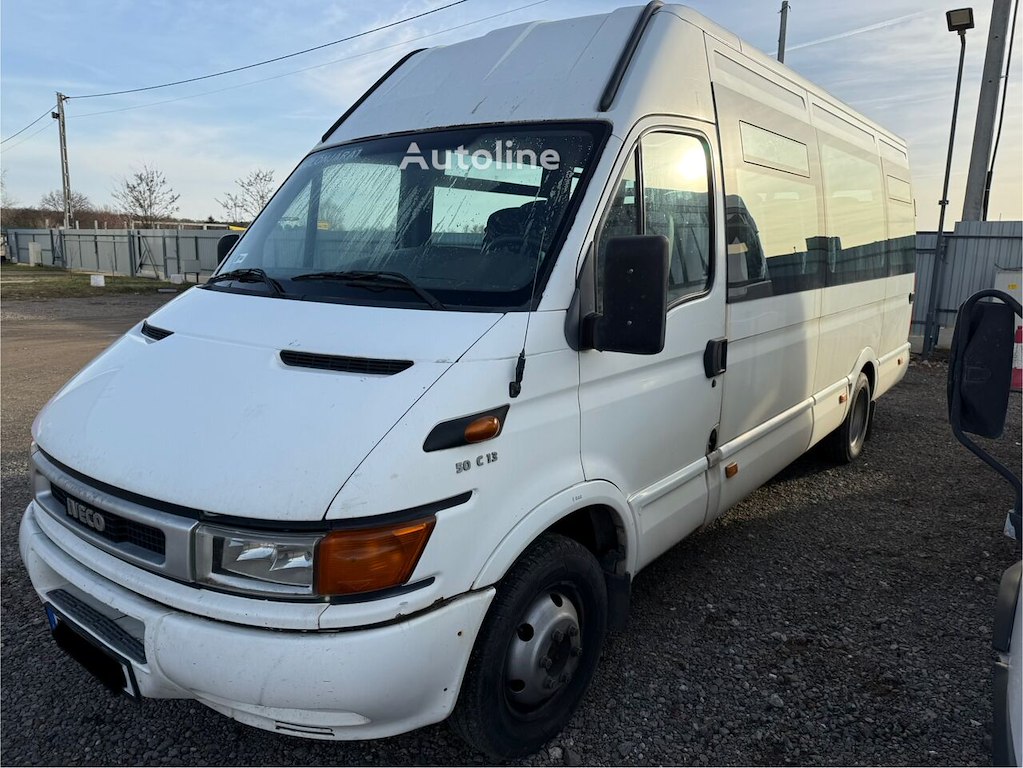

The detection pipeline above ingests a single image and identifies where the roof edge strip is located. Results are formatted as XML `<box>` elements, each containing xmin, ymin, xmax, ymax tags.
<box><xmin>320</xmin><ymin>48</ymin><xmax>427</xmax><ymax>143</ymax></box>
<box><xmin>598</xmin><ymin>0</ymin><xmax>663</xmax><ymax>112</ymax></box>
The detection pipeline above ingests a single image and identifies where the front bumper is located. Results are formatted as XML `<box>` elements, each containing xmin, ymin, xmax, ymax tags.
<box><xmin>20</xmin><ymin>501</ymin><xmax>494</xmax><ymax>740</ymax></box>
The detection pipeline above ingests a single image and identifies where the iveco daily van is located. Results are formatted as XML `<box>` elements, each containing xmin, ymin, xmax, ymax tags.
<box><xmin>20</xmin><ymin>2</ymin><xmax>916</xmax><ymax>759</ymax></box>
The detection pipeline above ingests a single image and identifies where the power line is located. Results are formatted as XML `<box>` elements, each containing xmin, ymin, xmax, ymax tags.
<box><xmin>0</xmin><ymin>105</ymin><xmax>56</xmax><ymax>144</ymax></box>
<box><xmin>0</xmin><ymin>120</ymin><xmax>55</xmax><ymax>153</ymax></box>
<box><xmin>69</xmin><ymin>0</ymin><xmax>551</xmax><ymax>120</ymax></box>
<box><xmin>69</xmin><ymin>0</ymin><xmax>472</xmax><ymax>100</ymax></box>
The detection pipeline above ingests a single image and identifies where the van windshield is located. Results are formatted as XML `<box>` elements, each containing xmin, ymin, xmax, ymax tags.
<box><xmin>214</xmin><ymin>123</ymin><xmax>605</xmax><ymax>311</ymax></box>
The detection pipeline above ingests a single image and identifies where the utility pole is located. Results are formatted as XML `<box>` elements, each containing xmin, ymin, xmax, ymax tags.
<box><xmin>962</xmin><ymin>0</ymin><xmax>1013</xmax><ymax>220</ymax></box>
<box><xmin>52</xmin><ymin>92</ymin><xmax>72</xmax><ymax>230</ymax></box>
<box><xmin>778</xmin><ymin>1</ymin><xmax>791</xmax><ymax>63</ymax></box>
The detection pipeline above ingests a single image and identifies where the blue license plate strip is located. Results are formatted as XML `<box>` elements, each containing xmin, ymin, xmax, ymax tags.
<box><xmin>44</xmin><ymin>603</ymin><xmax>140</xmax><ymax>700</ymax></box>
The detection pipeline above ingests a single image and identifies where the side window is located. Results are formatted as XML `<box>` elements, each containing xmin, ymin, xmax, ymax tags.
<box><xmin>886</xmin><ymin>176</ymin><xmax>915</xmax><ymax>275</ymax></box>
<box><xmin>641</xmin><ymin>133</ymin><xmax>711</xmax><ymax>303</ymax></box>
<box><xmin>727</xmin><ymin>169</ymin><xmax>822</xmax><ymax>300</ymax></box>
<box><xmin>820</xmin><ymin>140</ymin><xmax>887</xmax><ymax>285</ymax></box>
<box><xmin>726</xmin><ymin>122</ymin><xmax>822</xmax><ymax>302</ymax></box>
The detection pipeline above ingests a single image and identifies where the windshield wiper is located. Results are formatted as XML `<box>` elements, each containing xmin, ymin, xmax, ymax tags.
<box><xmin>206</xmin><ymin>268</ymin><xmax>284</xmax><ymax>297</ymax></box>
<box><xmin>291</xmin><ymin>270</ymin><xmax>446</xmax><ymax>310</ymax></box>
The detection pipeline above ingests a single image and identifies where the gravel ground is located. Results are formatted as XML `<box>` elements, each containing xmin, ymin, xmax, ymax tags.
<box><xmin>1</xmin><ymin>294</ymin><xmax>1020</xmax><ymax>766</ymax></box>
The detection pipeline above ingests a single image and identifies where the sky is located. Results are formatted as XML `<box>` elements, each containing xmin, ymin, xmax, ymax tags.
<box><xmin>1</xmin><ymin>0</ymin><xmax>1020</xmax><ymax>230</ymax></box>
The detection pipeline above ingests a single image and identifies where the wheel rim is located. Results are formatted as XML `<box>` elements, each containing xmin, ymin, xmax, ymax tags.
<box><xmin>504</xmin><ymin>590</ymin><xmax>582</xmax><ymax>709</ymax></box>
<box><xmin>849</xmin><ymin>387</ymin><xmax>869</xmax><ymax>454</ymax></box>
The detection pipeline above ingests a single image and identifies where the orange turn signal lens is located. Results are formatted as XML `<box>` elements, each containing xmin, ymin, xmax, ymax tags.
<box><xmin>316</xmin><ymin>517</ymin><xmax>435</xmax><ymax>596</ymax></box>
<box><xmin>465</xmin><ymin>415</ymin><xmax>501</xmax><ymax>444</ymax></box>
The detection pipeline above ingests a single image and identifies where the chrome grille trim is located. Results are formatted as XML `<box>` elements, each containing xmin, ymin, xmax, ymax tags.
<box><xmin>31</xmin><ymin>450</ymin><xmax>197</xmax><ymax>581</ymax></box>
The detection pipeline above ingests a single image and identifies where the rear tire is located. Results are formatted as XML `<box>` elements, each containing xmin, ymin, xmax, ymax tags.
<box><xmin>450</xmin><ymin>534</ymin><xmax>607</xmax><ymax>761</ymax></box>
<box><xmin>826</xmin><ymin>371</ymin><xmax>871</xmax><ymax>464</ymax></box>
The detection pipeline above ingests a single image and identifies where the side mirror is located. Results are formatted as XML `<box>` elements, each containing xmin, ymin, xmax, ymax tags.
<box><xmin>217</xmin><ymin>233</ymin><xmax>240</xmax><ymax>265</ymax></box>
<box><xmin>948</xmin><ymin>291</ymin><xmax>1019</xmax><ymax>438</ymax></box>
<box><xmin>947</xmin><ymin>289</ymin><xmax>1022</xmax><ymax>524</ymax></box>
<box><xmin>591</xmin><ymin>235</ymin><xmax>669</xmax><ymax>355</ymax></box>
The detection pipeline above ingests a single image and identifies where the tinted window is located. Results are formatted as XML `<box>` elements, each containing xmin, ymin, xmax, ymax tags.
<box><xmin>727</xmin><ymin>167</ymin><xmax>822</xmax><ymax>301</ymax></box>
<box><xmin>820</xmin><ymin>140</ymin><xmax>887</xmax><ymax>285</ymax></box>
<box><xmin>887</xmin><ymin>197</ymin><xmax>915</xmax><ymax>275</ymax></box>
<box><xmin>740</xmin><ymin>122</ymin><xmax>809</xmax><ymax>176</ymax></box>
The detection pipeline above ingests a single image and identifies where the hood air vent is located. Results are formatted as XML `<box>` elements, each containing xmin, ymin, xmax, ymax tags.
<box><xmin>280</xmin><ymin>350</ymin><xmax>413</xmax><ymax>376</ymax></box>
<box><xmin>141</xmin><ymin>322</ymin><xmax>173</xmax><ymax>341</ymax></box>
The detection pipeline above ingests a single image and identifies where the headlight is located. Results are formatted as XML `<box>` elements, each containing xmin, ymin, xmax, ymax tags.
<box><xmin>194</xmin><ymin>517</ymin><xmax>436</xmax><ymax>599</ymax></box>
<box><xmin>195</xmin><ymin>526</ymin><xmax>319</xmax><ymax>596</ymax></box>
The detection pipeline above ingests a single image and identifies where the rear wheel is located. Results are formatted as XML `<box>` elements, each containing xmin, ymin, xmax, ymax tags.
<box><xmin>450</xmin><ymin>534</ymin><xmax>607</xmax><ymax>760</ymax></box>
<box><xmin>826</xmin><ymin>371</ymin><xmax>871</xmax><ymax>463</ymax></box>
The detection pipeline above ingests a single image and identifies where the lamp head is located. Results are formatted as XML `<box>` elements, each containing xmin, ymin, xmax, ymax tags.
<box><xmin>946</xmin><ymin>8</ymin><xmax>975</xmax><ymax>33</ymax></box>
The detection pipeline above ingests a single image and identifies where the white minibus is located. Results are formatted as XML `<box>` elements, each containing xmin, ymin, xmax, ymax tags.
<box><xmin>20</xmin><ymin>2</ymin><xmax>915</xmax><ymax>759</ymax></box>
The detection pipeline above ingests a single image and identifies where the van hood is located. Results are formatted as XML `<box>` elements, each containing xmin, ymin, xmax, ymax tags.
<box><xmin>33</xmin><ymin>289</ymin><xmax>502</xmax><ymax>521</ymax></box>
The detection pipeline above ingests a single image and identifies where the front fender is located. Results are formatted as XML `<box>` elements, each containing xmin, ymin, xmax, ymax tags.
<box><xmin>471</xmin><ymin>480</ymin><xmax>637</xmax><ymax>589</ymax></box>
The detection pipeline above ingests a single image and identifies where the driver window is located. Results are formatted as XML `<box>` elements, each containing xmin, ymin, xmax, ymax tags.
<box><xmin>641</xmin><ymin>132</ymin><xmax>711</xmax><ymax>303</ymax></box>
<box><xmin>594</xmin><ymin>135</ymin><xmax>711</xmax><ymax>306</ymax></box>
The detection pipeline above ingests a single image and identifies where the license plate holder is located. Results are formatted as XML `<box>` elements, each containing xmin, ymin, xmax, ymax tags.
<box><xmin>45</xmin><ymin>604</ymin><xmax>140</xmax><ymax>700</ymax></box>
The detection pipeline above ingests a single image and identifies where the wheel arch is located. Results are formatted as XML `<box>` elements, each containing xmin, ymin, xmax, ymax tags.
<box><xmin>850</xmin><ymin>347</ymin><xmax>878</xmax><ymax>399</ymax></box>
<box><xmin>472</xmin><ymin>481</ymin><xmax>637</xmax><ymax>626</ymax></box>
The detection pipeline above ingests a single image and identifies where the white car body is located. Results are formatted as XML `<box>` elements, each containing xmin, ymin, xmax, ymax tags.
<box><xmin>20</xmin><ymin>3</ymin><xmax>914</xmax><ymax>747</ymax></box>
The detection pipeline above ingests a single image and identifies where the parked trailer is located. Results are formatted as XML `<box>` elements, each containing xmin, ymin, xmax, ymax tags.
<box><xmin>20</xmin><ymin>2</ymin><xmax>914</xmax><ymax>759</ymax></box>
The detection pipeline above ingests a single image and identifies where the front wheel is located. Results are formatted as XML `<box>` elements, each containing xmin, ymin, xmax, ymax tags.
<box><xmin>825</xmin><ymin>371</ymin><xmax>872</xmax><ymax>463</ymax></box>
<box><xmin>450</xmin><ymin>534</ymin><xmax>608</xmax><ymax>760</ymax></box>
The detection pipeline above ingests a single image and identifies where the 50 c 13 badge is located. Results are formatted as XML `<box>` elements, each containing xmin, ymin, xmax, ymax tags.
<box><xmin>455</xmin><ymin>451</ymin><xmax>498</xmax><ymax>474</ymax></box>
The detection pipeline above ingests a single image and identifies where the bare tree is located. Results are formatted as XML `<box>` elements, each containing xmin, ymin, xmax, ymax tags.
<box><xmin>0</xmin><ymin>170</ymin><xmax>16</xmax><ymax>209</ymax></box>
<box><xmin>112</xmin><ymin>163</ymin><xmax>180</xmax><ymax>227</ymax></box>
<box><xmin>39</xmin><ymin>189</ymin><xmax>93</xmax><ymax>214</ymax></box>
<box><xmin>216</xmin><ymin>169</ymin><xmax>276</xmax><ymax>224</ymax></box>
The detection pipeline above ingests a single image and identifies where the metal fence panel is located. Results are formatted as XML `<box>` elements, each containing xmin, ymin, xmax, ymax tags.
<box><xmin>913</xmin><ymin>222</ymin><xmax>1023</xmax><ymax>335</ymax></box>
<box><xmin>4</xmin><ymin>227</ymin><xmax>234</xmax><ymax>279</ymax></box>
<box><xmin>912</xmin><ymin>233</ymin><xmax>936</xmax><ymax>331</ymax></box>
<box><xmin>6</xmin><ymin>229</ymin><xmax>57</xmax><ymax>266</ymax></box>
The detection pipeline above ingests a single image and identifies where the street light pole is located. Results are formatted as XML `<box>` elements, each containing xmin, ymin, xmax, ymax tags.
<box><xmin>923</xmin><ymin>8</ymin><xmax>975</xmax><ymax>359</ymax></box>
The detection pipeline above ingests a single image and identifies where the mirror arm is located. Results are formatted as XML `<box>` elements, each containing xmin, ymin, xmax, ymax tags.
<box><xmin>950</xmin><ymin>415</ymin><xmax>1022</xmax><ymax>517</ymax></box>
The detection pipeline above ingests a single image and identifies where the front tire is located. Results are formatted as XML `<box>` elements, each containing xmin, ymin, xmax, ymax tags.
<box><xmin>450</xmin><ymin>534</ymin><xmax>608</xmax><ymax>760</ymax></box>
<box><xmin>826</xmin><ymin>371</ymin><xmax>871</xmax><ymax>463</ymax></box>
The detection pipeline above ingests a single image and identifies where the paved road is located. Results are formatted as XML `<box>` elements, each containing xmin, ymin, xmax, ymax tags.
<box><xmin>2</xmin><ymin>294</ymin><xmax>1019</xmax><ymax>766</ymax></box>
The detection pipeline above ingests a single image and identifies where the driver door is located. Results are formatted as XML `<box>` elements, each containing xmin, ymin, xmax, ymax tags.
<box><xmin>579</xmin><ymin>125</ymin><xmax>725</xmax><ymax>570</ymax></box>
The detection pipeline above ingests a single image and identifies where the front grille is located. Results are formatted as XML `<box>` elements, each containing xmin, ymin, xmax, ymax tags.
<box><xmin>280</xmin><ymin>350</ymin><xmax>413</xmax><ymax>376</ymax></box>
<box><xmin>51</xmin><ymin>485</ymin><xmax>166</xmax><ymax>557</ymax></box>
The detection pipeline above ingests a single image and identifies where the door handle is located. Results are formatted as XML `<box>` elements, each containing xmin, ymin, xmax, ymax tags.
<box><xmin>704</xmin><ymin>338</ymin><xmax>727</xmax><ymax>378</ymax></box>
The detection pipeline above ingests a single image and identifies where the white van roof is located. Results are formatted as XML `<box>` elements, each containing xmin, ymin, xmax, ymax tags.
<box><xmin>322</xmin><ymin>3</ymin><xmax>906</xmax><ymax>151</ymax></box>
